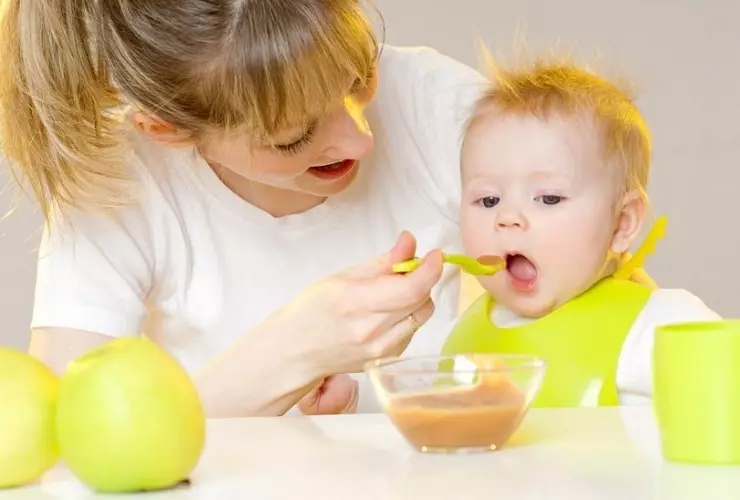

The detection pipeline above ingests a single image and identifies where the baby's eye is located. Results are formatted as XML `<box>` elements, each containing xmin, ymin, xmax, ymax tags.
<box><xmin>536</xmin><ymin>195</ymin><xmax>563</xmax><ymax>205</ymax></box>
<box><xmin>478</xmin><ymin>196</ymin><xmax>500</xmax><ymax>208</ymax></box>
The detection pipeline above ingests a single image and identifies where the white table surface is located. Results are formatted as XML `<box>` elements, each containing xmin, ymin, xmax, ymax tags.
<box><xmin>3</xmin><ymin>407</ymin><xmax>740</xmax><ymax>500</ymax></box>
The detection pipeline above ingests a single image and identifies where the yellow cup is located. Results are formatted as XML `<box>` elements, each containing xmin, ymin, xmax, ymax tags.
<box><xmin>653</xmin><ymin>320</ymin><xmax>740</xmax><ymax>464</ymax></box>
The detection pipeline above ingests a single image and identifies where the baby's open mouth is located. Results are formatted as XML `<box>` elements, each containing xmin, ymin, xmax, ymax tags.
<box><xmin>505</xmin><ymin>253</ymin><xmax>538</xmax><ymax>291</ymax></box>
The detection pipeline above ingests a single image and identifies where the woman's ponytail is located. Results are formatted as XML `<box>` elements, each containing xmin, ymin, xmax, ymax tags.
<box><xmin>0</xmin><ymin>0</ymin><xmax>130</xmax><ymax>220</ymax></box>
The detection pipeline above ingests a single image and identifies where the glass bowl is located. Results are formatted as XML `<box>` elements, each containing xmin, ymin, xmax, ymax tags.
<box><xmin>365</xmin><ymin>354</ymin><xmax>546</xmax><ymax>453</ymax></box>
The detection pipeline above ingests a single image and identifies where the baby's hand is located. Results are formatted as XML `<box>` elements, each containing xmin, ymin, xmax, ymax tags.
<box><xmin>298</xmin><ymin>374</ymin><xmax>359</xmax><ymax>415</ymax></box>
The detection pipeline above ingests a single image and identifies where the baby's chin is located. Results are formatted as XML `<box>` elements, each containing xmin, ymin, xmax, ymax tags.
<box><xmin>485</xmin><ymin>273</ymin><xmax>600</xmax><ymax>319</ymax></box>
<box><xmin>492</xmin><ymin>292</ymin><xmax>562</xmax><ymax>319</ymax></box>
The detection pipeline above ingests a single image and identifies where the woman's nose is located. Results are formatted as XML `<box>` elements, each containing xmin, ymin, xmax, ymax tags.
<box><xmin>322</xmin><ymin>96</ymin><xmax>374</xmax><ymax>160</ymax></box>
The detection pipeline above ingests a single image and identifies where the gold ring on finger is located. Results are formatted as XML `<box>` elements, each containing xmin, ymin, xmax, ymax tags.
<box><xmin>407</xmin><ymin>312</ymin><xmax>421</xmax><ymax>333</ymax></box>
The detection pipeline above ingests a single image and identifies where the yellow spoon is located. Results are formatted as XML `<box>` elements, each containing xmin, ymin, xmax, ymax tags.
<box><xmin>392</xmin><ymin>253</ymin><xmax>505</xmax><ymax>276</ymax></box>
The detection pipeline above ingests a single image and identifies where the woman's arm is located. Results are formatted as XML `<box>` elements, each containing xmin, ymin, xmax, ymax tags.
<box><xmin>194</xmin><ymin>320</ymin><xmax>322</xmax><ymax>418</ymax></box>
<box><xmin>29</xmin><ymin>328</ymin><xmax>112</xmax><ymax>375</ymax></box>
<box><xmin>29</xmin><ymin>325</ymin><xmax>321</xmax><ymax>417</ymax></box>
<box><xmin>27</xmin><ymin>326</ymin><xmax>308</xmax><ymax>417</ymax></box>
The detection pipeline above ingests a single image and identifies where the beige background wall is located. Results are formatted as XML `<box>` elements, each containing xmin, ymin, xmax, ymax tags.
<box><xmin>1</xmin><ymin>0</ymin><xmax>738</xmax><ymax>350</ymax></box>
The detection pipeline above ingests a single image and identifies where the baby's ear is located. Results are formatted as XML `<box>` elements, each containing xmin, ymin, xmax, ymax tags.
<box><xmin>611</xmin><ymin>190</ymin><xmax>647</xmax><ymax>253</ymax></box>
<box><xmin>129</xmin><ymin>111</ymin><xmax>195</xmax><ymax>148</ymax></box>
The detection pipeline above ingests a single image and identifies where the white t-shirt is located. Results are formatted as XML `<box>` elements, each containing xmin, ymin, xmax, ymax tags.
<box><xmin>31</xmin><ymin>45</ymin><xmax>489</xmax><ymax>413</ymax></box>
<box><xmin>490</xmin><ymin>288</ymin><xmax>720</xmax><ymax>405</ymax></box>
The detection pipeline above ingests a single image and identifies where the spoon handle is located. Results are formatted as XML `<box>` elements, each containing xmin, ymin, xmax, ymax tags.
<box><xmin>391</xmin><ymin>254</ymin><xmax>503</xmax><ymax>276</ymax></box>
<box><xmin>443</xmin><ymin>254</ymin><xmax>481</xmax><ymax>274</ymax></box>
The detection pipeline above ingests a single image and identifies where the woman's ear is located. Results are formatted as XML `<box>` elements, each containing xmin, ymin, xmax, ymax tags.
<box><xmin>129</xmin><ymin>111</ymin><xmax>195</xmax><ymax>148</ymax></box>
<box><xmin>611</xmin><ymin>190</ymin><xmax>647</xmax><ymax>253</ymax></box>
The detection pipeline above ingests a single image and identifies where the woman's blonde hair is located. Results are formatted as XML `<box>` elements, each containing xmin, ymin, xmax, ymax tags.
<box><xmin>0</xmin><ymin>0</ymin><xmax>379</xmax><ymax>220</ymax></box>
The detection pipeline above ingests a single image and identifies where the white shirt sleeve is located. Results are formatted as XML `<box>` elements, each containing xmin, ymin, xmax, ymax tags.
<box><xmin>378</xmin><ymin>46</ymin><xmax>489</xmax><ymax>223</ymax></box>
<box><xmin>617</xmin><ymin>288</ymin><xmax>722</xmax><ymax>405</ymax></box>
<box><xmin>31</xmin><ymin>203</ymin><xmax>155</xmax><ymax>338</ymax></box>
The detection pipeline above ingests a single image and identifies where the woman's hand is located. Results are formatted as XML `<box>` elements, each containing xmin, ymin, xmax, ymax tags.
<box><xmin>298</xmin><ymin>374</ymin><xmax>359</xmax><ymax>415</ymax></box>
<box><xmin>196</xmin><ymin>231</ymin><xmax>444</xmax><ymax>418</ymax></box>
<box><xmin>273</xmin><ymin>231</ymin><xmax>444</xmax><ymax>379</ymax></box>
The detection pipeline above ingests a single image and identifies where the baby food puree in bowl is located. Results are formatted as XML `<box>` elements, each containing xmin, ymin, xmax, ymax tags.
<box><xmin>365</xmin><ymin>354</ymin><xmax>546</xmax><ymax>453</ymax></box>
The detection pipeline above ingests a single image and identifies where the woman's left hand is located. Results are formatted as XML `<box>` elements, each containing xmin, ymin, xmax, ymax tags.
<box><xmin>298</xmin><ymin>374</ymin><xmax>359</xmax><ymax>415</ymax></box>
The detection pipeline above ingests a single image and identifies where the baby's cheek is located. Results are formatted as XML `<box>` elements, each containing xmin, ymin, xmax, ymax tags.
<box><xmin>460</xmin><ymin>217</ymin><xmax>495</xmax><ymax>256</ymax></box>
<box><xmin>535</xmin><ymin>241</ymin><xmax>589</xmax><ymax>301</ymax></box>
<box><xmin>551</xmin><ymin>252</ymin><xmax>604</xmax><ymax>302</ymax></box>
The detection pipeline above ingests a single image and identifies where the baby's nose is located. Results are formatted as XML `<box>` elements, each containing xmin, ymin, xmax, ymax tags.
<box><xmin>495</xmin><ymin>209</ymin><xmax>528</xmax><ymax>230</ymax></box>
<box><xmin>497</xmin><ymin>218</ymin><xmax>522</xmax><ymax>228</ymax></box>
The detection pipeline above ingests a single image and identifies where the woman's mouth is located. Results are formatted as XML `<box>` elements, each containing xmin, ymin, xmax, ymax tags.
<box><xmin>308</xmin><ymin>159</ymin><xmax>357</xmax><ymax>180</ymax></box>
<box><xmin>505</xmin><ymin>253</ymin><xmax>538</xmax><ymax>292</ymax></box>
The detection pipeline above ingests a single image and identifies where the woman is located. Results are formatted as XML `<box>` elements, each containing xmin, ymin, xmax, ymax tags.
<box><xmin>0</xmin><ymin>0</ymin><xmax>647</xmax><ymax>416</ymax></box>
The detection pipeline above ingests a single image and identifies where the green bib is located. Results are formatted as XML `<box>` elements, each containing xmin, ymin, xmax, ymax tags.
<box><xmin>441</xmin><ymin>278</ymin><xmax>652</xmax><ymax>408</ymax></box>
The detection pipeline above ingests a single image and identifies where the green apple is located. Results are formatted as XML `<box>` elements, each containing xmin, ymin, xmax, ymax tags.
<box><xmin>56</xmin><ymin>337</ymin><xmax>206</xmax><ymax>493</ymax></box>
<box><xmin>0</xmin><ymin>347</ymin><xmax>59</xmax><ymax>489</ymax></box>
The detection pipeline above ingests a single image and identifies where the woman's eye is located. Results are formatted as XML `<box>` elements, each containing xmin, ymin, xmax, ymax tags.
<box><xmin>537</xmin><ymin>195</ymin><xmax>563</xmax><ymax>205</ymax></box>
<box><xmin>273</xmin><ymin>126</ymin><xmax>317</xmax><ymax>155</ymax></box>
<box><xmin>478</xmin><ymin>196</ymin><xmax>500</xmax><ymax>208</ymax></box>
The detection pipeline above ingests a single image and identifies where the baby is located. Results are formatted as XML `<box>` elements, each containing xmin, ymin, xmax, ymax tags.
<box><xmin>442</xmin><ymin>51</ymin><xmax>720</xmax><ymax>406</ymax></box>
